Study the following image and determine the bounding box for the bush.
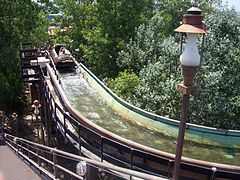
[107,70,139,102]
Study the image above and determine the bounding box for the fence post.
[54,102,57,122]
[43,84,51,147]
[15,137,20,157]
[37,145,43,175]
[63,112,67,138]
[168,160,173,178]
[45,90,52,147]
[78,124,81,156]
[37,146,40,166]
[53,148,58,178]
[130,148,133,170]
[130,148,133,180]
[100,136,103,162]
[211,167,217,180]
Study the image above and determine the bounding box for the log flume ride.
[45,49,240,179]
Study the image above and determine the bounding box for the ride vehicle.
[50,44,75,69]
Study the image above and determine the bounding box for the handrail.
[4,133,165,180]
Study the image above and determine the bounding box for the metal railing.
[4,133,165,180]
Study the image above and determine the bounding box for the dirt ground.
[1,112,43,143]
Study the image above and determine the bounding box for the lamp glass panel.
[180,33,200,66]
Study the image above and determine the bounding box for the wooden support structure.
[19,42,40,83]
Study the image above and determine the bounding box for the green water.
[60,73,240,166]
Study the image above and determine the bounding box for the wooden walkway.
[0,131,42,180]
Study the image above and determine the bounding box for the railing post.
[211,167,217,180]
[130,148,133,180]
[53,148,58,178]
[168,160,173,178]
[43,83,50,146]
[37,145,43,175]
[54,102,57,122]
[15,137,20,157]
[63,112,67,138]
[78,124,81,156]
[37,146,40,167]
[100,136,103,162]
[130,148,133,170]
[45,89,52,147]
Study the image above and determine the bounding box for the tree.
[133,36,182,118]
[0,0,42,114]
[29,11,50,47]
[116,14,182,116]
[189,7,240,129]
[53,0,155,78]
[116,3,240,130]
[156,0,221,36]
[117,14,171,74]
[53,0,107,77]
[96,0,155,77]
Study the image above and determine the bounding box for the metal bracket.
[177,83,197,95]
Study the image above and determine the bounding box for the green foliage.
[0,0,42,114]
[117,5,240,130]
[29,11,50,47]
[189,8,240,129]
[135,62,182,118]
[53,0,108,78]
[0,53,25,114]
[156,0,220,36]
[117,14,171,74]
[37,0,56,12]
[117,15,181,118]
[53,0,155,78]
[133,36,182,118]
[107,70,139,101]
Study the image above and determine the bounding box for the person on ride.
[59,47,71,56]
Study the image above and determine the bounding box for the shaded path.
[0,128,42,180]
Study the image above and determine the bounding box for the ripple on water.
[86,112,100,119]
[110,118,128,128]
[82,97,91,102]
[79,105,91,111]
[224,154,234,159]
